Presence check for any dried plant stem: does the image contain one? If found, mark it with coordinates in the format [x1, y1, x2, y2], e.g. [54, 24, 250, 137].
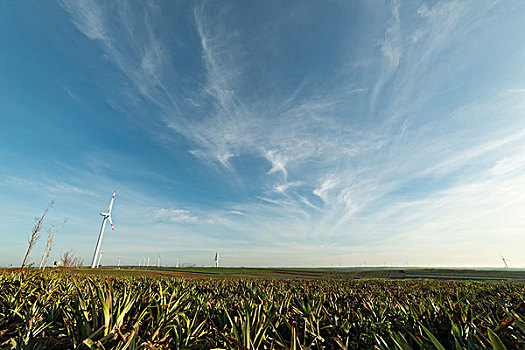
[41, 218, 68, 271]
[39, 224, 56, 269]
[21, 201, 54, 270]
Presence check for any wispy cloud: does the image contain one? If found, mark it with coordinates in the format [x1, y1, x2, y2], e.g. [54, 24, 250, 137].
[265, 150, 288, 181]
[370, 0, 401, 111]
[2, 176, 96, 197]
[313, 176, 339, 203]
[147, 208, 199, 224]
[59, 0, 106, 40]
[59, 0, 179, 116]
[228, 210, 247, 217]
[274, 181, 303, 196]
[51, 0, 525, 266]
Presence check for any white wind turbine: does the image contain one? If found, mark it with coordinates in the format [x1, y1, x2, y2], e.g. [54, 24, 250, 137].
[501, 256, 510, 268]
[90, 191, 116, 268]
[214, 250, 219, 268]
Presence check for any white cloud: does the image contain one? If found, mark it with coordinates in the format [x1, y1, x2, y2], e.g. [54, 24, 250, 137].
[274, 181, 303, 195]
[298, 195, 320, 210]
[265, 150, 288, 180]
[491, 156, 525, 176]
[52, 1, 525, 266]
[370, 0, 401, 111]
[148, 208, 199, 223]
[228, 210, 247, 216]
[2, 176, 96, 197]
[59, 0, 107, 40]
[313, 176, 339, 203]
[256, 196, 290, 206]
[507, 89, 525, 94]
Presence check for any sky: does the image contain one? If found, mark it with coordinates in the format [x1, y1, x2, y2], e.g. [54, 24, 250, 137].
[1, 0, 525, 268]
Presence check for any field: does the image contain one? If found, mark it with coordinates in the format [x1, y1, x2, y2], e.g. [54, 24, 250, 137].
[75, 266, 525, 282]
[1, 268, 525, 349]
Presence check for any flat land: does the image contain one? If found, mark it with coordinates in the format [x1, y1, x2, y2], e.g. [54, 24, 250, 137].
[73, 266, 525, 282]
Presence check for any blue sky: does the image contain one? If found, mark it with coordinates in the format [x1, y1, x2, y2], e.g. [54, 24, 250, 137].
[1, 0, 525, 267]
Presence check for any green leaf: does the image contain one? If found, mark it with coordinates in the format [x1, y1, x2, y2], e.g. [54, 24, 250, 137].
[488, 329, 507, 350]
[96, 285, 111, 336]
[419, 323, 446, 350]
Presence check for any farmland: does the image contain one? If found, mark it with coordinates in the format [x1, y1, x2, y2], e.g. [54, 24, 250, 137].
[1, 268, 525, 349]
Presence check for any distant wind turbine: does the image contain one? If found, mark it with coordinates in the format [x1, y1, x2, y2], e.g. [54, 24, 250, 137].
[90, 191, 116, 268]
[501, 256, 510, 268]
[214, 250, 219, 268]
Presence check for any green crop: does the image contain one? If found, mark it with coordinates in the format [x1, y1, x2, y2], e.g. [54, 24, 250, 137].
[1, 269, 525, 349]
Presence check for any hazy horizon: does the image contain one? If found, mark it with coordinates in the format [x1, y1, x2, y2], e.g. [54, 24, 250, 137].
[1, 1, 525, 268]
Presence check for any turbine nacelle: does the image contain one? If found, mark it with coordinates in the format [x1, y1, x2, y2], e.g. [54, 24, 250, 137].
[100, 212, 114, 230]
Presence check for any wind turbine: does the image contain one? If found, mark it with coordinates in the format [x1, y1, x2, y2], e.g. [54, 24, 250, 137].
[501, 256, 510, 268]
[214, 250, 219, 268]
[90, 191, 116, 268]
[97, 248, 103, 268]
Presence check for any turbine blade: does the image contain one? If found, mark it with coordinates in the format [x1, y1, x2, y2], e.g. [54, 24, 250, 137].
[108, 216, 114, 230]
[108, 190, 116, 213]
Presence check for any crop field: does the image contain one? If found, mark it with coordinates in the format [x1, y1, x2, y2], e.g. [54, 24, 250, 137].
[73, 266, 525, 283]
[1, 269, 525, 349]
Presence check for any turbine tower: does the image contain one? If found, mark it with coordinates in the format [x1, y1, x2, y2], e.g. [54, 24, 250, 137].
[501, 256, 509, 268]
[214, 249, 219, 268]
[97, 248, 103, 268]
[90, 191, 116, 268]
